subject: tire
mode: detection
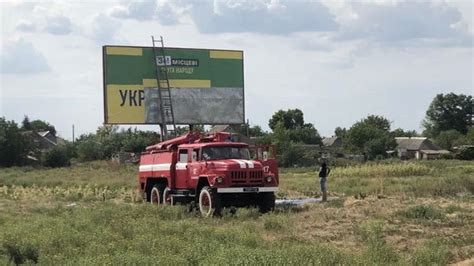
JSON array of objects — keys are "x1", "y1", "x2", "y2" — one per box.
[
  {"x1": 163, "y1": 187, "x2": 174, "y2": 205},
  {"x1": 150, "y1": 184, "x2": 165, "y2": 205},
  {"x1": 258, "y1": 192, "x2": 275, "y2": 213},
  {"x1": 199, "y1": 186, "x2": 221, "y2": 217}
]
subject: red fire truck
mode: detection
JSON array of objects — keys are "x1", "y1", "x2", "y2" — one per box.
[{"x1": 138, "y1": 131, "x2": 278, "y2": 216}]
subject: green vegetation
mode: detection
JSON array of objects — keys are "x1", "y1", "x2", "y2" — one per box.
[
  {"x1": 343, "y1": 115, "x2": 396, "y2": 160},
  {"x1": 422, "y1": 93, "x2": 472, "y2": 137},
  {"x1": 278, "y1": 160, "x2": 473, "y2": 198},
  {"x1": 0, "y1": 117, "x2": 31, "y2": 167},
  {"x1": 397, "y1": 205, "x2": 445, "y2": 220},
  {"x1": 0, "y1": 160, "x2": 472, "y2": 265},
  {"x1": 2, "y1": 92, "x2": 473, "y2": 168}
]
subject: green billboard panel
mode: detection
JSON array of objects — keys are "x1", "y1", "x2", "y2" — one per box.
[{"x1": 103, "y1": 45, "x2": 244, "y2": 124}]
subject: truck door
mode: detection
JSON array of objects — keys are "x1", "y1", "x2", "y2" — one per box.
[
  {"x1": 187, "y1": 148, "x2": 201, "y2": 188},
  {"x1": 254, "y1": 145, "x2": 279, "y2": 182},
  {"x1": 175, "y1": 149, "x2": 189, "y2": 188}
]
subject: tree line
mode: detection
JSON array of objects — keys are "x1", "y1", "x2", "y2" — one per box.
[{"x1": 0, "y1": 93, "x2": 472, "y2": 168}]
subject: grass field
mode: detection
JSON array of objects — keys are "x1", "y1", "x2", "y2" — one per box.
[{"x1": 0, "y1": 160, "x2": 473, "y2": 265}]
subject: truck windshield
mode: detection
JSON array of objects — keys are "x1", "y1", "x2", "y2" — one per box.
[{"x1": 202, "y1": 146, "x2": 250, "y2": 160}]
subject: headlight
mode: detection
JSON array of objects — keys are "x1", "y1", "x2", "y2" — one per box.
[
  {"x1": 216, "y1": 176, "x2": 224, "y2": 184},
  {"x1": 265, "y1": 176, "x2": 273, "y2": 183}
]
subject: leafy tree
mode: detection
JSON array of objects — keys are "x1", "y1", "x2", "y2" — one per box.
[
  {"x1": 121, "y1": 129, "x2": 161, "y2": 153},
  {"x1": 0, "y1": 117, "x2": 30, "y2": 166},
  {"x1": 362, "y1": 115, "x2": 391, "y2": 131},
  {"x1": 174, "y1": 125, "x2": 205, "y2": 136},
  {"x1": 75, "y1": 134, "x2": 104, "y2": 161},
  {"x1": 268, "y1": 109, "x2": 304, "y2": 131},
  {"x1": 452, "y1": 128, "x2": 474, "y2": 147},
  {"x1": 271, "y1": 123, "x2": 300, "y2": 167},
  {"x1": 265, "y1": 109, "x2": 324, "y2": 166},
  {"x1": 238, "y1": 124, "x2": 266, "y2": 137},
  {"x1": 75, "y1": 127, "x2": 162, "y2": 161},
  {"x1": 391, "y1": 128, "x2": 418, "y2": 138},
  {"x1": 423, "y1": 93, "x2": 473, "y2": 137},
  {"x1": 289, "y1": 123, "x2": 322, "y2": 145},
  {"x1": 21, "y1": 115, "x2": 32, "y2": 131},
  {"x1": 268, "y1": 109, "x2": 322, "y2": 145},
  {"x1": 435, "y1": 130, "x2": 463, "y2": 150},
  {"x1": 345, "y1": 115, "x2": 395, "y2": 159},
  {"x1": 28, "y1": 119, "x2": 57, "y2": 136},
  {"x1": 334, "y1": 127, "x2": 347, "y2": 138},
  {"x1": 96, "y1": 125, "x2": 119, "y2": 138}
]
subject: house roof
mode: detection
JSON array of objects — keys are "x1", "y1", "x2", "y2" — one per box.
[
  {"x1": 22, "y1": 130, "x2": 57, "y2": 147},
  {"x1": 208, "y1": 125, "x2": 255, "y2": 144},
  {"x1": 38, "y1": 131, "x2": 50, "y2": 137},
  {"x1": 395, "y1": 137, "x2": 440, "y2": 151},
  {"x1": 322, "y1": 136, "x2": 340, "y2": 146}
]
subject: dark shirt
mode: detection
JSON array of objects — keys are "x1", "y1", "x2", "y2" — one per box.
[{"x1": 319, "y1": 165, "x2": 330, "y2": 178}]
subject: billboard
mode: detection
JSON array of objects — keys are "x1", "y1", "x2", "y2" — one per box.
[{"x1": 103, "y1": 45, "x2": 244, "y2": 124}]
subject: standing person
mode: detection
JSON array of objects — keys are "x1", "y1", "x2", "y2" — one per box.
[{"x1": 318, "y1": 161, "x2": 330, "y2": 202}]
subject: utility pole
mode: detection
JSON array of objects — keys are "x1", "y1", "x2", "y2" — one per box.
[
  {"x1": 246, "y1": 119, "x2": 250, "y2": 137},
  {"x1": 72, "y1": 124, "x2": 75, "y2": 144}
]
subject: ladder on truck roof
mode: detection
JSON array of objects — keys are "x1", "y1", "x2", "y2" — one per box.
[{"x1": 151, "y1": 36, "x2": 176, "y2": 139}]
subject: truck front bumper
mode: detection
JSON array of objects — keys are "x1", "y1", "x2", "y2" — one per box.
[{"x1": 216, "y1": 187, "x2": 278, "y2": 193}]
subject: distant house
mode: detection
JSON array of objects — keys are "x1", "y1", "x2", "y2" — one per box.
[
  {"x1": 38, "y1": 131, "x2": 57, "y2": 144},
  {"x1": 22, "y1": 130, "x2": 64, "y2": 151},
  {"x1": 395, "y1": 137, "x2": 450, "y2": 160},
  {"x1": 209, "y1": 125, "x2": 240, "y2": 134},
  {"x1": 209, "y1": 125, "x2": 254, "y2": 144},
  {"x1": 322, "y1": 136, "x2": 342, "y2": 148}
]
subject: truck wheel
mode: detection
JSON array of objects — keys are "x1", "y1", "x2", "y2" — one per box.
[
  {"x1": 199, "y1": 186, "x2": 221, "y2": 217},
  {"x1": 259, "y1": 192, "x2": 275, "y2": 213},
  {"x1": 150, "y1": 185, "x2": 164, "y2": 205},
  {"x1": 163, "y1": 187, "x2": 174, "y2": 205}
]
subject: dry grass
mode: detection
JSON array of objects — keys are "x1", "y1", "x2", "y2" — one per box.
[{"x1": 0, "y1": 160, "x2": 473, "y2": 265}]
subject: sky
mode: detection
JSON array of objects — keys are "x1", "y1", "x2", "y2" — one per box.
[{"x1": 0, "y1": 0, "x2": 473, "y2": 139}]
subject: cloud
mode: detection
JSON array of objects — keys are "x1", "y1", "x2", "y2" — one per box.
[
  {"x1": 338, "y1": 1, "x2": 472, "y2": 46},
  {"x1": 155, "y1": 1, "x2": 181, "y2": 25},
  {"x1": 16, "y1": 20, "x2": 37, "y2": 33},
  {"x1": 188, "y1": 0, "x2": 338, "y2": 34},
  {"x1": 0, "y1": 38, "x2": 51, "y2": 74},
  {"x1": 109, "y1": 0, "x2": 181, "y2": 25},
  {"x1": 90, "y1": 13, "x2": 122, "y2": 44},
  {"x1": 44, "y1": 15, "x2": 73, "y2": 35},
  {"x1": 110, "y1": 1, "x2": 157, "y2": 21}
]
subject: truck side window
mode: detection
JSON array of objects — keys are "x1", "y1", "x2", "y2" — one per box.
[
  {"x1": 179, "y1": 150, "x2": 188, "y2": 163},
  {"x1": 192, "y1": 149, "x2": 199, "y2": 161}
]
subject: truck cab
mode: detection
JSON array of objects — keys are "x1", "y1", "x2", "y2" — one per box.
[{"x1": 138, "y1": 132, "x2": 278, "y2": 216}]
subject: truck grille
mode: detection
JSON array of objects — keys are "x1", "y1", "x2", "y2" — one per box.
[{"x1": 230, "y1": 170, "x2": 263, "y2": 186}]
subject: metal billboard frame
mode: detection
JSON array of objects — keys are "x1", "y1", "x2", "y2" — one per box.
[{"x1": 102, "y1": 45, "x2": 245, "y2": 125}]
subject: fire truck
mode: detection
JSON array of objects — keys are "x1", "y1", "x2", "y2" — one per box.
[{"x1": 138, "y1": 131, "x2": 278, "y2": 216}]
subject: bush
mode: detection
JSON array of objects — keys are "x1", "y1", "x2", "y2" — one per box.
[
  {"x1": 43, "y1": 145, "x2": 71, "y2": 168},
  {"x1": 75, "y1": 127, "x2": 160, "y2": 162},
  {"x1": 410, "y1": 240, "x2": 452, "y2": 266},
  {"x1": 440, "y1": 153, "x2": 454, "y2": 160},
  {"x1": 354, "y1": 221, "x2": 400, "y2": 264},
  {"x1": 76, "y1": 135, "x2": 103, "y2": 161},
  {"x1": 398, "y1": 205, "x2": 445, "y2": 220},
  {"x1": 2, "y1": 236, "x2": 39, "y2": 265},
  {"x1": 456, "y1": 146, "x2": 474, "y2": 160}
]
